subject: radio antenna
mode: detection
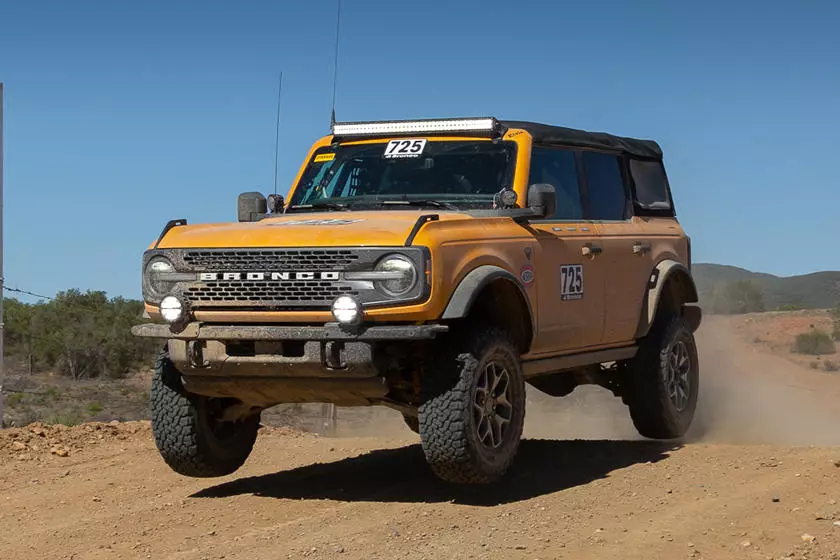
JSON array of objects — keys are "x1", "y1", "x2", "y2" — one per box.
[
  {"x1": 273, "y1": 72, "x2": 283, "y2": 195},
  {"x1": 329, "y1": 0, "x2": 342, "y2": 127}
]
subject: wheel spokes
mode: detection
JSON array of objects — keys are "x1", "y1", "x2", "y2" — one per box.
[
  {"x1": 490, "y1": 414, "x2": 506, "y2": 447},
  {"x1": 476, "y1": 414, "x2": 493, "y2": 446},
  {"x1": 495, "y1": 391, "x2": 511, "y2": 411},
  {"x1": 473, "y1": 359, "x2": 515, "y2": 449},
  {"x1": 666, "y1": 341, "x2": 691, "y2": 412}
]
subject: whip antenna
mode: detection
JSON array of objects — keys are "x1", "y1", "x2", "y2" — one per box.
[
  {"x1": 330, "y1": 0, "x2": 342, "y2": 127},
  {"x1": 273, "y1": 72, "x2": 283, "y2": 195}
]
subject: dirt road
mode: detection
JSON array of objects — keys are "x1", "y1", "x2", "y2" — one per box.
[{"x1": 2, "y1": 316, "x2": 840, "y2": 560}]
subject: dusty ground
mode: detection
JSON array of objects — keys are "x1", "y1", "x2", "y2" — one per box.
[
  {"x1": 729, "y1": 309, "x2": 838, "y2": 371},
  {"x1": 2, "y1": 315, "x2": 840, "y2": 560},
  {"x1": 0, "y1": 371, "x2": 152, "y2": 427},
  {"x1": 0, "y1": 362, "x2": 390, "y2": 434}
]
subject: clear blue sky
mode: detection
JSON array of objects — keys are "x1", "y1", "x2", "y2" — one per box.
[{"x1": 1, "y1": 0, "x2": 838, "y2": 302}]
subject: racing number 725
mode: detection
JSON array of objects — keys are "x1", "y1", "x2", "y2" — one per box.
[
  {"x1": 560, "y1": 264, "x2": 584, "y2": 301},
  {"x1": 384, "y1": 139, "x2": 426, "y2": 156}
]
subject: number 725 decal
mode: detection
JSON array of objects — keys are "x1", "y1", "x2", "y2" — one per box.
[
  {"x1": 384, "y1": 138, "x2": 427, "y2": 158},
  {"x1": 560, "y1": 264, "x2": 584, "y2": 301}
]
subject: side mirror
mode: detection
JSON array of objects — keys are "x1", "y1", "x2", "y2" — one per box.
[
  {"x1": 527, "y1": 183, "x2": 556, "y2": 218},
  {"x1": 267, "y1": 193, "x2": 285, "y2": 214},
  {"x1": 238, "y1": 192, "x2": 267, "y2": 222}
]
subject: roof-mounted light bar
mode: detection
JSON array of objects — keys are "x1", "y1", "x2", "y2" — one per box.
[{"x1": 331, "y1": 117, "x2": 501, "y2": 138}]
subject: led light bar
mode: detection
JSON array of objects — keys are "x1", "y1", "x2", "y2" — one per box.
[{"x1": 331, "y1": 117, "x2": 500, "y2": 138}]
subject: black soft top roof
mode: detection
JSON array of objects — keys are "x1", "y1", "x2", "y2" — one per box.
[{"x1": 500, "y1": 120, "x2": 663, "y2": 160}]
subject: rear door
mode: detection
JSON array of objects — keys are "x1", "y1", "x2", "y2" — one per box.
[
  {"x1": 527, "y1": 145, "x2": 606, "y2": 355},
  {"x1": 578, "y1": 151, "x2": 652, "y2": 346}
]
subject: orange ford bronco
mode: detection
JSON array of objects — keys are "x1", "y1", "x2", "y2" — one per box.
[{"x1": 132, "y1": 117, "x2": 701, "y2": 484}]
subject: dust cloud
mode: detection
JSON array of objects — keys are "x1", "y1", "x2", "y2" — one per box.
[
  {"x1": 523, "y1": 315, "x2": 840, "y2": 446},
  {"x1": 685, "y1": 316, "x2": 840, "y2": 445},
  {"x1": 321, "y1": 316, "x2": 840, "y2": 445}
]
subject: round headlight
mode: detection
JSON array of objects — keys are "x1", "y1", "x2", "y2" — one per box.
[
  {"x1": 145, "y1": 257, "x2": 176, "y2": 299},
  {"x1": 374, "y1": 255, "x2": 417, "y2": 296},
  {"x1": 159, "y1": 295, "x2": 184, "y2": 323}
]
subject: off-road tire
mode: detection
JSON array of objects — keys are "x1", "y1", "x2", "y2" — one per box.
[
  {"x1": 418, "y1": 326, "x2": 525, "y2": 484},
  {"x1": 623, "y1": 313, "x2": 699, "y2": 439},
  {"x1": 150, "y1": 350, "x2": 260, "y2": 477}
]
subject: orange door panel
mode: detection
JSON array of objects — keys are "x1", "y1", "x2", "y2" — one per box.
[
  {"x1": 596, "y1": 218, "x2": 654, "y2": 345},
  {"x1": 529, "y1": 222, "x2": 605, "y2": 355}
]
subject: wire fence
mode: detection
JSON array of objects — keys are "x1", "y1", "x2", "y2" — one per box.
[{"x1": 5, "y1": 286, "x2": 54, "y2": 300}]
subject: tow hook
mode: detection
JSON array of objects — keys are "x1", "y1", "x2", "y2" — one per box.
[
  {"x1": 323, "y1": 341, "x2": 347, "y2": 369},
  {"x1": 187, "y1": 341, "x2": 209, "y2": 368}
]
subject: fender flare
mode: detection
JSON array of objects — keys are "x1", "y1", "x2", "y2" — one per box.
[
  {"x1": 635, "y1": 260, "x2": 701, "y2": 339},
  {"x1": 441, "y1": 265, "x2": 535, "y2": 334}
]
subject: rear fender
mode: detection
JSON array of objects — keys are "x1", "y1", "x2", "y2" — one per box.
[{"x1": 635, "y1": 260, "x2": 701, "y2": 339}]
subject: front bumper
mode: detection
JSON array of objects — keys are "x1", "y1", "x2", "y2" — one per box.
[
  {"x1": 131, "y1": 322, "x2": 447, "y2": 382},
  {"x1": 130, "y1": 322, "x2": 447, "y2": 341}
]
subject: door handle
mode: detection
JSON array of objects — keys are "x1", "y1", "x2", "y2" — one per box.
[
  {"x1": 633, "y1": 242, "x2": 651, "y2": 255},
  {"x1": 582, "y1": 245, "x2": 602, "y2": 257}
]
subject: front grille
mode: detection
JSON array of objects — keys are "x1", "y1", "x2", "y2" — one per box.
[
  {"x1": 185, "y1": 280, "x2": 357, "y2": 308},
  {"x1": 179, "y1": 248, "x2": 363, "y2": 309},
  {"x1": 183, "y1": 249, "x2": 359, "y2": 271}
]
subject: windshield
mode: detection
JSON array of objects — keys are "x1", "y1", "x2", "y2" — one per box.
[{"x1": 287, "y1": 139, "x2": 517, "y2": 210}]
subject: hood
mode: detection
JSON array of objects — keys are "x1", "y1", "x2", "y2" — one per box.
[{"x1": 154, "y1": 210, "x2": 472, "y2": 249}]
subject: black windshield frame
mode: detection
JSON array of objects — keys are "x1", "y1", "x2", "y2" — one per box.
[{"x1": 287, "y1": 139, "x2": 518, "y2": 211}]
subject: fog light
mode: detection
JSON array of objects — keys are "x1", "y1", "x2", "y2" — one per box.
[
  {"x1": 331, "y1": 295, "x2": 361, "y2": 325},
  {"x1": 160, "y1": 296, "x2": 184, "y2": 323}
]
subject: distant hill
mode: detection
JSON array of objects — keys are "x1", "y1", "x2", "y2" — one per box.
[{"x1": 693, "y1": 263, "x2": 840, "y2": 311}]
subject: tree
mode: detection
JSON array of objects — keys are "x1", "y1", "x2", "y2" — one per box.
[
  {"x1": 720, "y1": 280, "x2": 766, "y2": 315},
  {"x1": 3, "y1": 298, "x2": 39, "y2": 372},
  {"x1": 2, "y1": 290, "x2": 157, "y2": 379}
]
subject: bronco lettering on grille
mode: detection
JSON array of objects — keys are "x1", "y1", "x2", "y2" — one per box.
[{"x1": 198, "y1": 272, "x2": 341, "y2": 281}]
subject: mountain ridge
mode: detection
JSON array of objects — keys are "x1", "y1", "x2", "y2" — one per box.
[{"x1": 692, "y1": 263, "x2": 840, "y2": 310}]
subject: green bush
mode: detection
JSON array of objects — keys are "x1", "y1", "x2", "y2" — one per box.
[
  {"x1": 6, "y1": 392, "x2": 25, "y2": 407},
  {"x1": 2, "y1": 291, "x2": 159, "y2": 379},
  {"x1": 48, "y1": 411, "x2": 84, "y2": 427},
  {"x1": 87, "y1": 402, "x2": 103, "y2": 414},
  {"x1": 793, "y1": 330, "x2": 836, "y2": 355}
]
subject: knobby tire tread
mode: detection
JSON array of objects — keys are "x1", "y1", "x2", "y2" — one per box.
[
  {"x1": 418, "y1": 326, "x2": 524, "y2": 484},
  {"x1": 150, "y1": 350, "x2": 258, "y2": 478},
  {"x1": 624, "y1": 314, "x2": 697, "y2": 439}
]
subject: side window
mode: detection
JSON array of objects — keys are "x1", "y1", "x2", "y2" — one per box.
[
  {"x1": 528, "y1": 146, "x2": 583, "y2": 220},
  {"x1": 581, "y1": 151, "x2": 628, "y2": 220},
  {"x1": 629, "y1": 159, "x2": 672, "y2": 210}
]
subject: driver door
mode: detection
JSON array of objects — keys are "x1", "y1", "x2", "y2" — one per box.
[{"x1": 526, "y1": 145, "x2": 605, "y2": 356}]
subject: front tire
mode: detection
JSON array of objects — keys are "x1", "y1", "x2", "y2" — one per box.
[
  {"x1": 624, "y1": 313, "x2": 699, "y2": 439},
  {"x1": 418, "y1": 327, "x2": 525, "y2": 484},
  {"x1": 151, "y1": 350, "x2": 260, "y2": 477}
]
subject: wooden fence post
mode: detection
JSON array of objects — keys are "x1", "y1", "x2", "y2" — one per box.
[
  {"x1": 321, "y1": 403, "x2": 337, "y2": 436},
  {"x1": 0, "y1": 385, "x2": 5, "y2": 429}
]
